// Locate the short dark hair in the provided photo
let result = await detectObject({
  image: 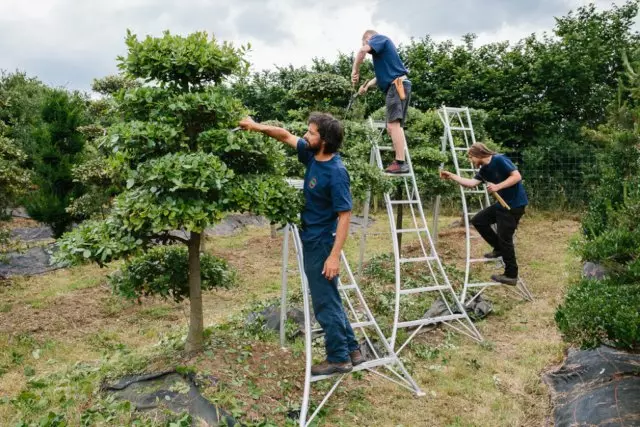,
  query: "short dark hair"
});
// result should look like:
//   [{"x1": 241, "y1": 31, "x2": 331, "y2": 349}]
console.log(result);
[{"x1": 308, "y1": 112, "x2": 344, "y2": 154}]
